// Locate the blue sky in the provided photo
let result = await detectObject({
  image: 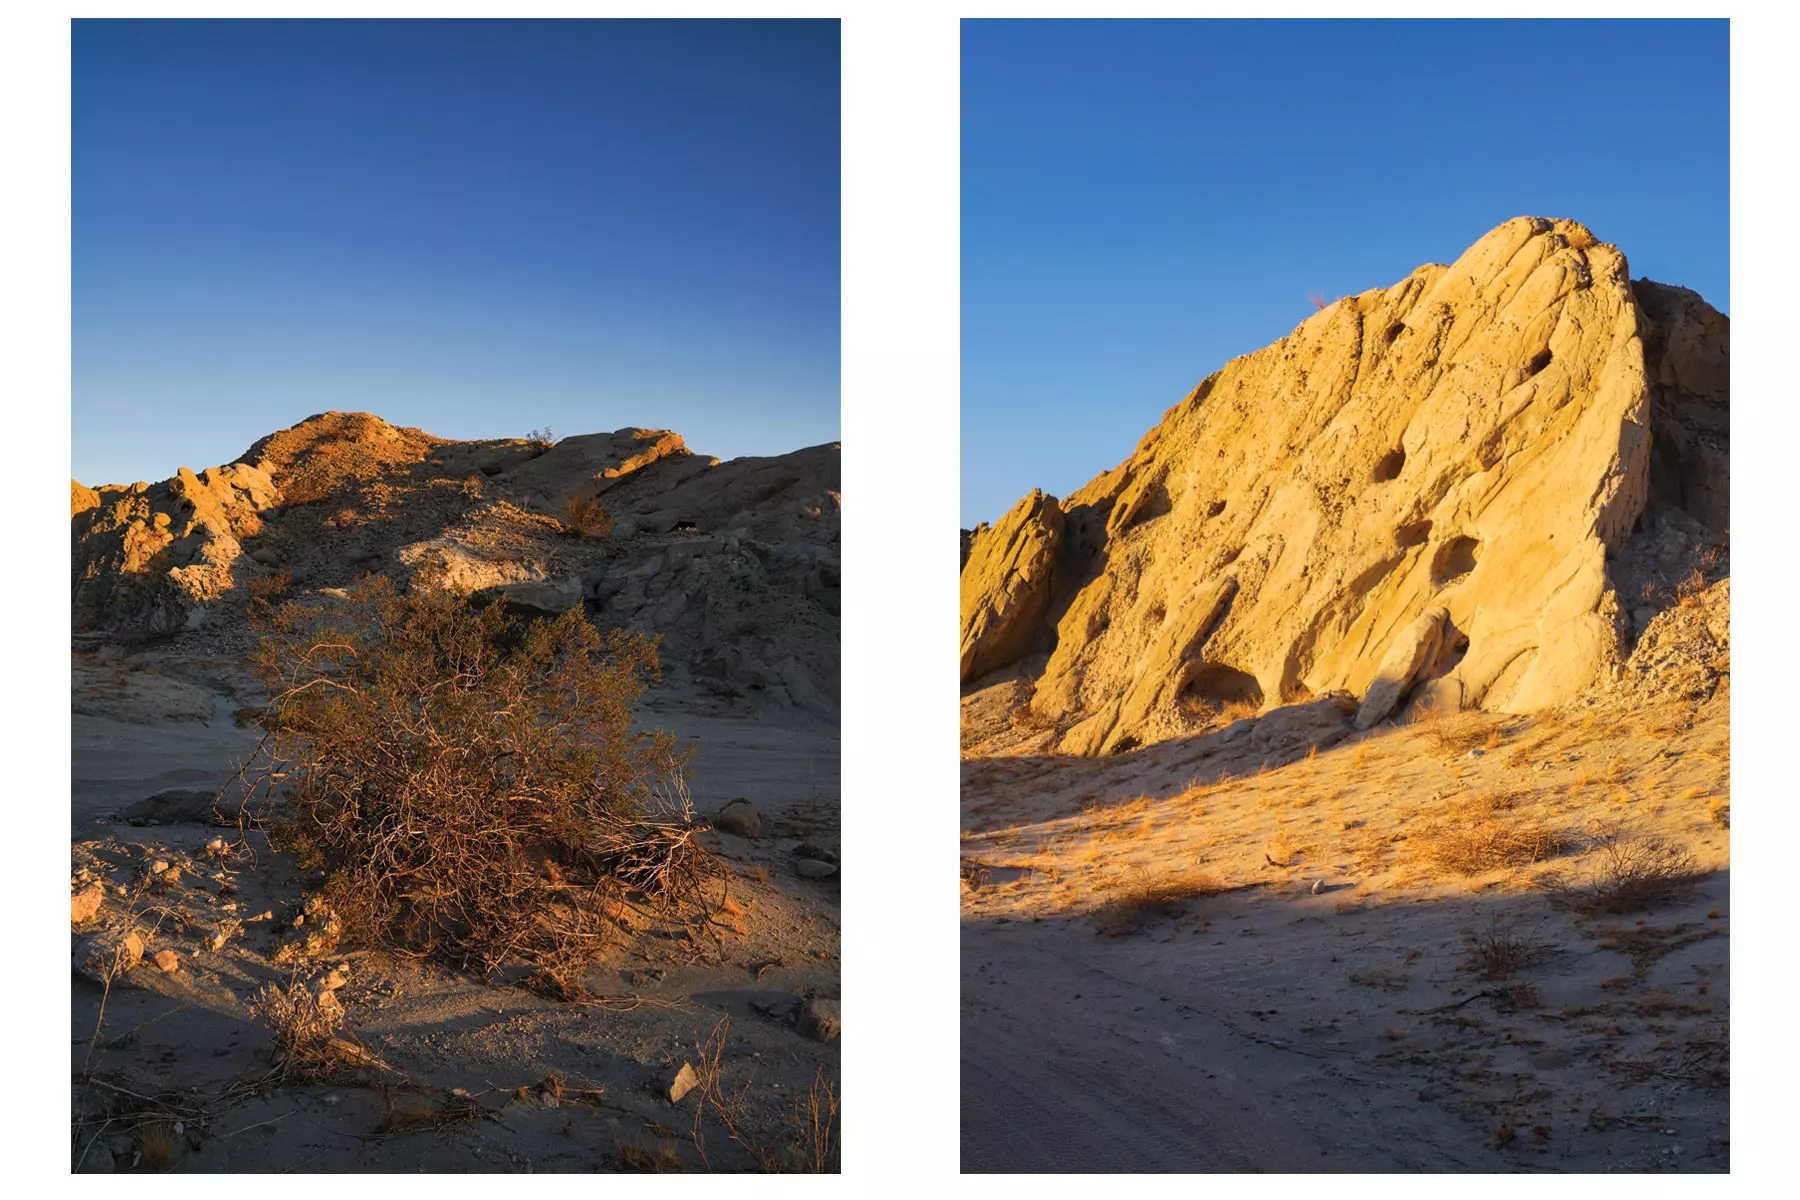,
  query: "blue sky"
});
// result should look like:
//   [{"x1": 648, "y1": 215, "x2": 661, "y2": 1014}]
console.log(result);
[
  {"x1": 74, "y1": 18, "x2": 839, "y2": 487},
  {"x1": 962, "y1": 18, "x2": 1729, "y2": 527}
]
